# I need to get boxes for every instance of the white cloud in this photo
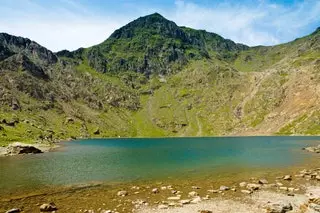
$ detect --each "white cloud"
[0,0,319,51]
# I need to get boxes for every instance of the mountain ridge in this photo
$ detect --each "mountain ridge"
[0,13,319,145]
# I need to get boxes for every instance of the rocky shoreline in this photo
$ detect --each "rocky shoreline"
[0,142,59,157]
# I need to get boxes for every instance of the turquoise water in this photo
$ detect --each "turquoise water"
[0,136,319,192]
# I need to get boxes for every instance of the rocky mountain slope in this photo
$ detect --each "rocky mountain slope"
[0,14,319,145]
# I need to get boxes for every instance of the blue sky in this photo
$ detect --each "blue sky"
[1,0,319,51]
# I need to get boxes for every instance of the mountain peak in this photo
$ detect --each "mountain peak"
[109,13,178,39]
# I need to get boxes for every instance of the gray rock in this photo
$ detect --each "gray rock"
[40,203,57,212]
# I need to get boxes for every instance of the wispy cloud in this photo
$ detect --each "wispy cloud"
[167,0,320,46]
[0,0,319,51]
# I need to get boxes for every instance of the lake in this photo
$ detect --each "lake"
[0,136,319,194]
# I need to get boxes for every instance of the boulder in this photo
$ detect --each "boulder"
[93,128,100,135]
[40,203,57,212]
[5,209,21,213]
[6,143,43,155]
[117,190,128,196]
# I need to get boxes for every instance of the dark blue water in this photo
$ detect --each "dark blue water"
[0,136,319,192]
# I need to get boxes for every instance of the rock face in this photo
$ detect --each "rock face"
[6,142,43,155]
[39,203,57,212]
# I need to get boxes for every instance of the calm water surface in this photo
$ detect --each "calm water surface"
[0,136,319,193]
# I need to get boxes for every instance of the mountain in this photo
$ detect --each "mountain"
[57,13,248,75]
[0,13,319,145]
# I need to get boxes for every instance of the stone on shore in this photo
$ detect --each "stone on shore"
[188,191,199,197]
[40,203,58,212]
[180,199,191,205]
[241,190,253,194]
[259,179,269,184]
[5,209,21,213]
[283,175,292,181]
[158,204,168,209]
[191,196,202,204]
[246,184,261,191]
[219,186,230,191]
[265,202,293,213]
[239,182,247,187]
[117,190,128,196]
[167,196,180,200]
[152,188,160,194]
